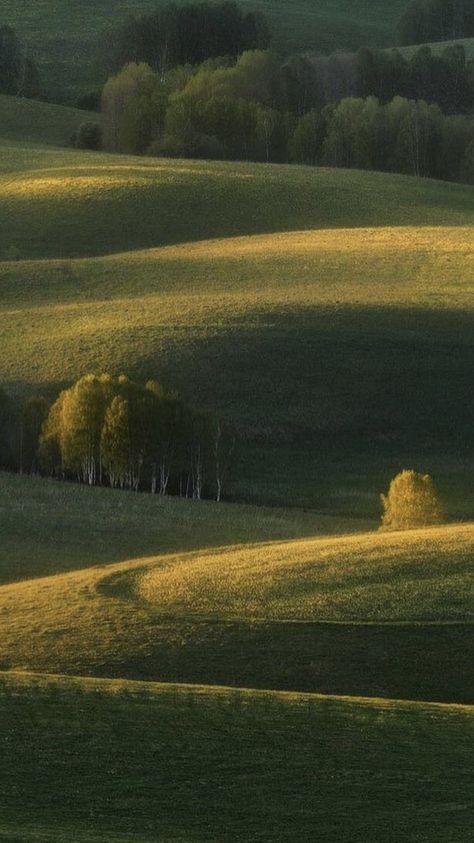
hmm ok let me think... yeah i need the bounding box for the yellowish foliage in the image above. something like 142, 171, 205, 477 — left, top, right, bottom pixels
381, 470, 444, 530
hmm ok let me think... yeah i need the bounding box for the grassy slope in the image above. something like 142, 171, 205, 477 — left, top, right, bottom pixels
0, 480, 472, 703
1, 0, 407, 102
398, 37, 474, 60
1, 144, 473, 513
2, 145, 473, 259
0, 95, 96, 147
0, 471, 361, 582
1, 672, 472, 843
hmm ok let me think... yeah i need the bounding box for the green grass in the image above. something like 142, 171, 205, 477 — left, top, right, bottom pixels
0, 42, 473, 842
2, 144, 474, 259
0, 144, 473, 513
0, 0, 408, 102
0, 471, 362, 582
0, 672, 471, 842
0, 476, 471, 703
0, 95, 96, 147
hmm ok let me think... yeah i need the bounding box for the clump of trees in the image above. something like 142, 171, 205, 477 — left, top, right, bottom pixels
71, 121, 102, 151
397, 0, 474, 46
356, 44, 474, 114
0, 375, 235, 501
380, 470, 444, 530
315, 44, 474, 115
101, 54, 474, 182
100, 1, 270, 79
0, 24, 39, 97
294, 95, 464, 179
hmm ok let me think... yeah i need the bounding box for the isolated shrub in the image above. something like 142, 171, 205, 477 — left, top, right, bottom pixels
381, 470, 444, 530
73, 122, 102, 150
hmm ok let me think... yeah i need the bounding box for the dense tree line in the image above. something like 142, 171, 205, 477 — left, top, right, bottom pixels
101, 52, 474, 182
397, 0, 474, 46
100, 1, 270, 79
313, 43, 474, 115
0, 375, 235, 502
0, 25, 39, 97
293, 96, 474, 180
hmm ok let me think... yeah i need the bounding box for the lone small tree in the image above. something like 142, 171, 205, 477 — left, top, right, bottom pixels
380, 470, 444, 530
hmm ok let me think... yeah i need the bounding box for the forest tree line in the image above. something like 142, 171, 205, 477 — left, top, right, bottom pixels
0, 375, 235, 501
0, 25, 39, 97
397, 0, 474, 46
98, 47, 474, 182
99, 1, 270, 79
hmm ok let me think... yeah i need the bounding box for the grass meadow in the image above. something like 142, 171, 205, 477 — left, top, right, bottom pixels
1, 143, 473, 514
0, 95, 95, 147
1, 0, 408, 101
0, 472, 472, 704
1, 672, 472, 843
0, 90, 473, 840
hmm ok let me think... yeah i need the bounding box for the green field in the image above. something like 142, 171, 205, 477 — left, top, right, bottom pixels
0, 88, 473, 840
0, 472, 472, 841
0, 95, 95, 147
0, 471, 472, 704
1, 141, 473, 513
1, 0, 408, 102
1, 672, 472, 843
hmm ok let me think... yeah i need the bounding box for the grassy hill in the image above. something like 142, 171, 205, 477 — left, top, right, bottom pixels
0, 95, 96, 147
1, 0, 408, 102
0, 471, 359, 583
0, 144, 473, 513
1, 672, 472, 843
0, 476, 471, 703
2, 144, 473, 259
0, 25, 473, 842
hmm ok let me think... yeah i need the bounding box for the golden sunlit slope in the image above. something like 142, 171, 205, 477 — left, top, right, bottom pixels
0, 520, 472, 701
1, 218, 473, 515
1, 145, 474, 260
1, 672, 472, 843
0, 471, 360, 583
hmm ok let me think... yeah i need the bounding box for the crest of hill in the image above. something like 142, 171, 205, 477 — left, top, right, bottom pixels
0, 150, 473, 515
0, 496, 471, 702
1, 145, 474, 260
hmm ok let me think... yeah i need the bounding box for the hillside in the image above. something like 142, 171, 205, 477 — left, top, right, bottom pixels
0, 488, 472, 702
2, 145, 473, 259
1, 0, 408, 102
1, 145, 473, 513
398, 36, 474, 60
2, 672, 472, 843
0, 471, 360, 583
0, 95, 96, 147
1, 7, 473, 838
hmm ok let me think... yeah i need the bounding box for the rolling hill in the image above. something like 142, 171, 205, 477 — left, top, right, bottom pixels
1, 672, 472, 843
1, 0, 408, 102
0, 83, 473, 841
1, 142, 473, 514
0, 95, 96, 147
0, 477, 472, 704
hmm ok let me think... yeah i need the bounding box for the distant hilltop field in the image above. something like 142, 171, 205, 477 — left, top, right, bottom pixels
0, 0, 410, 100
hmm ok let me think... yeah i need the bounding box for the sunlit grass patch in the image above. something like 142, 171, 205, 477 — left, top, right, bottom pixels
137, 523, 474, 622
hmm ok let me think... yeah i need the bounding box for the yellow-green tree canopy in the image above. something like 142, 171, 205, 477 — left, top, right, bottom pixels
38, 373, 234, 501
381, 470, 444, 530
